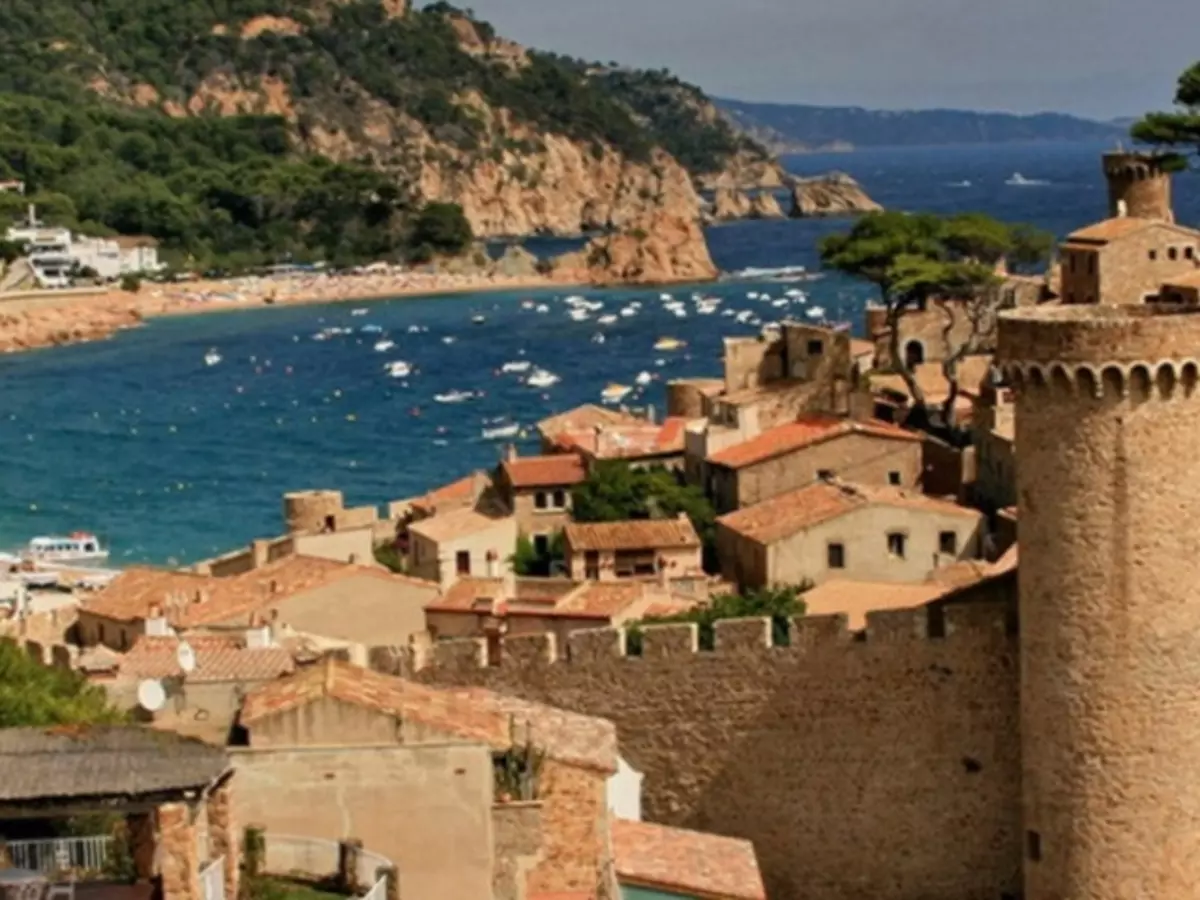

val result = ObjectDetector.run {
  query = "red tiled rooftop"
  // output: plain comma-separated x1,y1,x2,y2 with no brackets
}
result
117,634,295,684
1065,216,1160,244
413,472,485,511
537,404,643,437
502,454,587,489
425,576,507,613
802,580,953,629
708,415,920,470
241,659,617,772
564,517,700,552
611,819,766,900
408,507,512,542
718,480,980,544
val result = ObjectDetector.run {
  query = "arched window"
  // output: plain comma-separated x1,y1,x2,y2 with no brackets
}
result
904,340,925,368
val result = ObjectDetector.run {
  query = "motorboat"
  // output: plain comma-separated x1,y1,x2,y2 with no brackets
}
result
653,337,686,351
204,349,221,366
601,383,633,404
442,336,456,345
360,324,383,334
373,340,395,352
472,315,486,325
598,315,618,325
526,369,560,389
434,390,474,404
806,306,827,320
24,532,109,565
591,333,606,344
384,360,412,378
568,308,590,322
501,360,532,374
482,423,521,440
351,308,368,316
635,370,653,386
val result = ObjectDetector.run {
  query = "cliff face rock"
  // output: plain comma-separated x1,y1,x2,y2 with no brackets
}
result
697,149,791,191
712,187,785,221
553,214,717,286
790,172,881,218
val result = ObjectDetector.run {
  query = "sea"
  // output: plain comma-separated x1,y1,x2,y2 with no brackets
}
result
2,141,1197,566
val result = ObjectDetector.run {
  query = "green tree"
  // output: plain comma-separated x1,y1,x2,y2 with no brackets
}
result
572,462,718,572
510,532,565,577
629,584,808,650
0,640,123,727
409,202,473,257
819,211,1052,430
1131,62,1200,163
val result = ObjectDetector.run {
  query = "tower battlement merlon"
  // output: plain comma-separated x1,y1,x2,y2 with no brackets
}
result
1101,150,1176,222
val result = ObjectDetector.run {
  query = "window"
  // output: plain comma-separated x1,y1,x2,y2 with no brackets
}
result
584,550,600,580
534,534,549,556
827,542,845,569
806,339,824,356
1067,254,1076,273
456,551,471,575
939,531,958,555
1188,246,1196,260
1087,253,1096,274
888,471,902,486
552,489,566,508
887,532,907,558
817,468,834,481
1026,831,1042,862
1150,249,1159,261
1170,246,1180,261
119,630,128,651
615,550,657,577
98,623,106,644
534,491,548,510
1065,292,1075,304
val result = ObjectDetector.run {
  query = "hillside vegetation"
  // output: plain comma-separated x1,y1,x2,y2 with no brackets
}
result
719,99,1124,151
0,0,770,268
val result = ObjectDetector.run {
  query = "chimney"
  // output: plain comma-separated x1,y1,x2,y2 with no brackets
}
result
245,611,273,649
485,549,498,578
144,604,171,637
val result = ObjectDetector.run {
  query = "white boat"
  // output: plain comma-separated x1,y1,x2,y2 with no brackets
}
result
591,333,606,344
568,308,590,322
374,340,395,352
619,307,637,318
434,390,474,404
501,360,532,374
521,300,536,310
351,308,368,316
204,350,221,366
407,325,423,334
535,304,549,314
601,383,633,404
442,336,456,345
526,369,560,388
360,324,383,334
654,337,686,351
635,370,653,386
482,423,521,440
659,293,673,301
806,306,827,320
385,361,412,378
472,315,486,325
598,314,618,325
24,533,109,565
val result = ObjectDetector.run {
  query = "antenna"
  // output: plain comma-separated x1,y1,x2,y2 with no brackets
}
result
137,679,166,713
176,641,197,674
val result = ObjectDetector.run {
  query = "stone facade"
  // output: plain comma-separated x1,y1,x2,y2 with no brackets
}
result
402,608,1021,900
1059,220,1200,306
998,303,1200,900
158,802,202,900
1103,151,1174,221
408,512,517,587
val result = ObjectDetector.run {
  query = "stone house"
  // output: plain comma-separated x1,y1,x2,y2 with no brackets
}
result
1058,216,1200,305
77,555,439,652
705,415,924,513
610,819,766,900
423,576,699,645
493,450,587,550
715,480,985,590
549,416,690,471
236,658,624,899
563,516,703,581
1157,269,1200,305
407,507,518,587
536,404,646,453
972,377,1017,511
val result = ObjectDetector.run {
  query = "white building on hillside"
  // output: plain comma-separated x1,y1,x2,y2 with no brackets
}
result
5,206,164,287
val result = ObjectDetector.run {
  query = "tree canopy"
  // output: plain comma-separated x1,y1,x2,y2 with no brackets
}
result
1131,61,1200,161
571,462,718,571
628,584,808,651
0,639,124,728
819,211,1052,429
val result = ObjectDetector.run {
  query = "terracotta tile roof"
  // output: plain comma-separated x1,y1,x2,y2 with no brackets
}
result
708,415,920,470
1162,269,1200,288
564,517,700,552
552,417,688,460
611,819,766,900
408,508,513,543
718,480,980,544
82,556,428,627
1065,216,1158,244
720,378,819,407
117,634,296,684
537,404,642,438
412,472,486,512
501,454,587,489
802,580,953,629
425,576,507,613
241,659,617,772
555,582,647,619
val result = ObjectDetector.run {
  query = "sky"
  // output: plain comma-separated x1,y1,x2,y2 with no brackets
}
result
453,0,1200,120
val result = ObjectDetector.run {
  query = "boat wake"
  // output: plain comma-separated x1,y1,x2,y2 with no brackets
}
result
1006,172,1050,187
722,265,813,283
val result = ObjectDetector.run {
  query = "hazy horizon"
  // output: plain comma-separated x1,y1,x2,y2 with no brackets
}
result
450,0,1200,121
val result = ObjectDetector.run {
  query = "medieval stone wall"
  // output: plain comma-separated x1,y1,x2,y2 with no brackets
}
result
395,606,1022,900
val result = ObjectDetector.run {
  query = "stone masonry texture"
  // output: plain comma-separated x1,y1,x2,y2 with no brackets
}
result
407,607,1021,900
999,304,1200,900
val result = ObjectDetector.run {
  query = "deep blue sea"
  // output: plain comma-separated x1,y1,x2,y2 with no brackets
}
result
3,141,1197,565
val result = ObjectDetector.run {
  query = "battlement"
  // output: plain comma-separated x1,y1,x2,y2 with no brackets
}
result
1002,358,1200,401
1102,151,1175,221
405,604,1017,675
999,305,1200,367
1102,151,1173,181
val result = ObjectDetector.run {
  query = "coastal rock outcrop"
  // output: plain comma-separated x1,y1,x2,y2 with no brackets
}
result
552,214,717,285
789,172,882,218
712,187,785,221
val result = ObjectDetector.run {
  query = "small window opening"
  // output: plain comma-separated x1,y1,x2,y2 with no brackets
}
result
827,543,845,569
1026,831,1042,862
888,471,902,486
939,531,958,555
887,532,907,558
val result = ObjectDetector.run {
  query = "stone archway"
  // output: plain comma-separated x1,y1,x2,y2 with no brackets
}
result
904,340,926,368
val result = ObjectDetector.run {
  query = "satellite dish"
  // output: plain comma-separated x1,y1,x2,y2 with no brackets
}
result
176,641,197,674
137,679,166,713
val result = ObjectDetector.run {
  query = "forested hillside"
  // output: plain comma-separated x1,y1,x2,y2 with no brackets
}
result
0,0,773,268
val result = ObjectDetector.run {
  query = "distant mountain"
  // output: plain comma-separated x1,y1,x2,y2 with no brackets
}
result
717,99,1126,152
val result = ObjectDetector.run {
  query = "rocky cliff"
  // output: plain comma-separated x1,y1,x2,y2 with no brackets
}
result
790,173,882,218
552,214,717,285
712,187,786,221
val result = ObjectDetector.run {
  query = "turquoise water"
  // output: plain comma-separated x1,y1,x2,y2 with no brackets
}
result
1,141,1195,564
620,884,699,899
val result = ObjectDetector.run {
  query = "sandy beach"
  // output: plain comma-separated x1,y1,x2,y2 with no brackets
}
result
0,268,574,355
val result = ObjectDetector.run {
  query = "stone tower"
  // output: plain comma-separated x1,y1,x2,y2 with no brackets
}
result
998,304,1200,900
1103,150,1174,222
